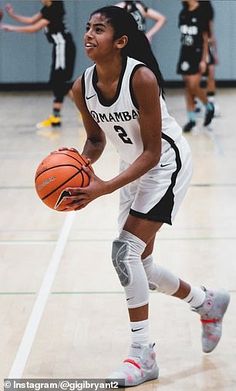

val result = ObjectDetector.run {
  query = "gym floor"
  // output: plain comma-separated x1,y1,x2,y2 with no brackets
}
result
0,88,235,390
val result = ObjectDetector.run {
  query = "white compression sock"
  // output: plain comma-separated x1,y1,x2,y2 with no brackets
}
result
130,319,149,346
142,255,180,295
143,256,206,307
183,286,206,308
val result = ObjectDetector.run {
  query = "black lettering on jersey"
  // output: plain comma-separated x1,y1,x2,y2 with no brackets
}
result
90,109,139,124
132,110,139,120
114,125,133,144
114,112,124,121
109,113,116,122
91,110,99,123
99,113,108,122
123,112,132,121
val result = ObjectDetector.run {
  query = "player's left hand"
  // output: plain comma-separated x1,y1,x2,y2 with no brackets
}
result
55,166,109,211
199,60,207,74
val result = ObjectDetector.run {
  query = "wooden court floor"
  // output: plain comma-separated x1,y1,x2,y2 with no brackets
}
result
0,88,235,390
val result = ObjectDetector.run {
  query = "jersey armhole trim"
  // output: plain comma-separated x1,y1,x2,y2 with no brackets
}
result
81,73,86,105
129,64,148,110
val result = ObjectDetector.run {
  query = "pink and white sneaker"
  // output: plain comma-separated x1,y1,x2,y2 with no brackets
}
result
107,342,159,387
193,287,230,353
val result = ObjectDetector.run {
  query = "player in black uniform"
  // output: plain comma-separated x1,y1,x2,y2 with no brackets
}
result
1,0,76,129
116,1,166,42
177,0,214,132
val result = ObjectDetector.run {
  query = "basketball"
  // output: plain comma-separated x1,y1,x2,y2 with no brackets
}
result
35,149,92,211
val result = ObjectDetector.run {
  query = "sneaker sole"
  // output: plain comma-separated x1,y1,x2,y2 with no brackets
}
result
107,367,159,387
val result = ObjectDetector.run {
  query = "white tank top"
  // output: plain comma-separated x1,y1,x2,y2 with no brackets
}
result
82,57,182,164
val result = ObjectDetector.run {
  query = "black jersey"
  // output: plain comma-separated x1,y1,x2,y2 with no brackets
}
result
199,1,214,35
178,5,208,49
40,1,68,43
124,1,148,32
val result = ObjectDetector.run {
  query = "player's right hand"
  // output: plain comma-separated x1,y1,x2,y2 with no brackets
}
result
5,4,14,16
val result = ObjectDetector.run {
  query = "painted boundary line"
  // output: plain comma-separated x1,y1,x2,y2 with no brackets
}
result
8,212,76,379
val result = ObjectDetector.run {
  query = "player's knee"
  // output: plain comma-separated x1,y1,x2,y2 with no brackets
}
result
112,238,130,287
111,231,148,308
111,230,145,287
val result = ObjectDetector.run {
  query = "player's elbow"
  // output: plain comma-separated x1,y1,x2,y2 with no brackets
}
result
160,15,167,26
145,148,161,169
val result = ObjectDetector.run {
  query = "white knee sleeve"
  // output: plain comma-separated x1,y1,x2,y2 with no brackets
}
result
143,255,180,295
112,230,149,309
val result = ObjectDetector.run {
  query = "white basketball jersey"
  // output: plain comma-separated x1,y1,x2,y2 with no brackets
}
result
82,57,182,164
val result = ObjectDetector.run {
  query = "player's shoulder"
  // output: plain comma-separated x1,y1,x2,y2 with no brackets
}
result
72,75,82,90
132,65,157,86
136,1,148,13
72,75,85,100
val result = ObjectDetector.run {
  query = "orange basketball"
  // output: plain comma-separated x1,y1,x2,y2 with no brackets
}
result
35,149,92,211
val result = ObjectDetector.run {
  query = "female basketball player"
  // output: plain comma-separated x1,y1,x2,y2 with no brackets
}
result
177,0,215,132
57,6,229,387
115,1,166,42
1,0,76,129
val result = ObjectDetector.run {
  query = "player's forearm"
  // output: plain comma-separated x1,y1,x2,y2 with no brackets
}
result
105,149,160,194
8,13,35,24
4,24,40,33
147,19,166,37
82,137,106,164
201,33,209,62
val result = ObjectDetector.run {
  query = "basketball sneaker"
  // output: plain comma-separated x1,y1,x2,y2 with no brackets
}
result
193,287,230,353
213,102,221,117
107,343,159,387
183,120,196,133
36,115,61,129
203,102,215,126
194,99,201,114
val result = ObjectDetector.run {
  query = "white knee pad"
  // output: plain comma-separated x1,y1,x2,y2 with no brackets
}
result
143,255,180,295
112,230,149,309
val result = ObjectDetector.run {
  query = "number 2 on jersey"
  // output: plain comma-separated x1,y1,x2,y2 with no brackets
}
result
114,125,133,144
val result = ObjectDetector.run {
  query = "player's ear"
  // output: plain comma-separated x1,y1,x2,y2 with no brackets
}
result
115,35,128,50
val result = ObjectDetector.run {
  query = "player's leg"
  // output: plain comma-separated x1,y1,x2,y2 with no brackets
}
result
36,33,76,130
182,75,197,132
207,64,220,117
143,248,230,352
36,48,62,129
185,74,214,128
109,217,163,386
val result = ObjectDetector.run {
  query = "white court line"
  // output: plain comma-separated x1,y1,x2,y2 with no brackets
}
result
8,212,76,379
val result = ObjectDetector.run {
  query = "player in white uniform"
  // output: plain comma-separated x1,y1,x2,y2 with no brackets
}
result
57,6,230,387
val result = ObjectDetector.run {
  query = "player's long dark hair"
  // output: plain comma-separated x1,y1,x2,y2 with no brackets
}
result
90,6,165,95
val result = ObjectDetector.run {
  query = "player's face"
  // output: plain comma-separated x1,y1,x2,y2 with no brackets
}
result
84,13,118,61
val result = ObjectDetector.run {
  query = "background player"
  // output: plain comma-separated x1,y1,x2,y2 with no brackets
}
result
1,0,76,129
115,0,166,42
198,0,220,116
177,0,215,132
